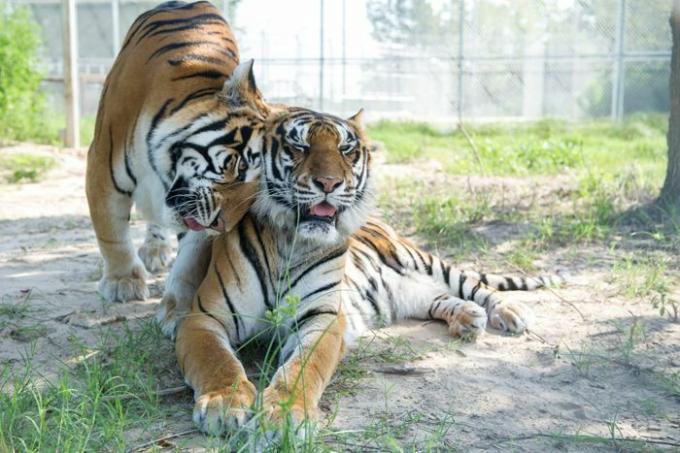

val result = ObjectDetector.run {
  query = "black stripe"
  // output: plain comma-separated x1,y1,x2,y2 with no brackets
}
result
108,126,132,197
170,88,218,115
136,13,226,43
354,235,404,275
346,276,380,316
288,246,346,290
300,280,341,303
458,273,466,299
238,220,271,308
123,144,137,187
214,263,241,340
171,70,226,82
147,40,229,63
294,308,338,330
197,295,228,332
470,281,483,300
416,250,432,275
440,260,450,285
168,54,229,67
145,99,173,190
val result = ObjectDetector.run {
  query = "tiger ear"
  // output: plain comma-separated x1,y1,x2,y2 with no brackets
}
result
221,59,260,106
347,108,365,129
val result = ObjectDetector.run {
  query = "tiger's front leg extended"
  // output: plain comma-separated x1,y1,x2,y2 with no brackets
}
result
262,308,347,430
176,303,256,436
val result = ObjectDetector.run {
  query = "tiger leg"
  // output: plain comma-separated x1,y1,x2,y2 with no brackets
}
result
427,294,487,339
138,223,173,272
156,230,213,338
176,312,256,436
86,151,148,302
450,274,534,334
262,310,346,429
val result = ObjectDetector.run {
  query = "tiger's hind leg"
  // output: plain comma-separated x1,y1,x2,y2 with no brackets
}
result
156,230,213,338
138,223,173,272
428,294,487,340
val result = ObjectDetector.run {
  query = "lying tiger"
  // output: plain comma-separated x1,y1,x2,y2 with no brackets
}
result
85,1,268,307
169,105,564,435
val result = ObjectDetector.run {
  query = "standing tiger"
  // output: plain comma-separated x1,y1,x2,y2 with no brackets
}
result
85,1,268,306
171,107,564,436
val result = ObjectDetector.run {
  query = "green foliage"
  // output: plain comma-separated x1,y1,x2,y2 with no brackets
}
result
583,63,670,117
368,115,667,178
0,153,55,183
0,5,56,143
0,321,182,451
366,0,454,47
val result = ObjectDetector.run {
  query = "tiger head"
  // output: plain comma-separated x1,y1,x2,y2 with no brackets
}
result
252,108,373,244
164,60,266,234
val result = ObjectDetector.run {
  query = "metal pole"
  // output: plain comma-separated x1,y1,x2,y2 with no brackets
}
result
457,0,465,123
111,0,120,56
612,0,626,122
319,0,324,110
62,0,80,148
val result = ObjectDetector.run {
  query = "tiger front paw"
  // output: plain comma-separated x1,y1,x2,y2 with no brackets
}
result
98,264,149,302
193,381,257,436
155,294,184,339
261,387,319,429
138,239,173,273
489,301,533,333
448,301,487,340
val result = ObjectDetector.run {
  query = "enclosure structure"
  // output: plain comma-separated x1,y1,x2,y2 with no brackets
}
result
3,0,674,142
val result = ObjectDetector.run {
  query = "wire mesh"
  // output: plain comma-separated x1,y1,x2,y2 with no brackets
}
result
5,0,674,124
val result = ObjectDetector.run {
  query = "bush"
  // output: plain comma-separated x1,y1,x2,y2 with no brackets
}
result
0,4,55,143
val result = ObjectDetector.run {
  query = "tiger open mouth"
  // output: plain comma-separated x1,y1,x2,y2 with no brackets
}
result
183,215,224,232
300,201,338,225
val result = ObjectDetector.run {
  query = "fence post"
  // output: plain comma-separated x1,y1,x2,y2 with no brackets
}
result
62,0,79,148
457,0,465,123
612,0,626,122
319,0,325,111
111,0,120,56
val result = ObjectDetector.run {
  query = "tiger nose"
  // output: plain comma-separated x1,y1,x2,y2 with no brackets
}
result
313,176,342,193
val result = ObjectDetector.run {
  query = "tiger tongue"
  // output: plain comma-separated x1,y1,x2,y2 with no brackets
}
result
309,202,337,217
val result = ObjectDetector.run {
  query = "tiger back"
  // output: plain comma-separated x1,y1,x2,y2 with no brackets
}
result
86,1,267,308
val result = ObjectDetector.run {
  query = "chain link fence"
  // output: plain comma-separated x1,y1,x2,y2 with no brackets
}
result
5,0,674,126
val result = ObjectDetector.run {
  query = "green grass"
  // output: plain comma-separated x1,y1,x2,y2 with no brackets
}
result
0,321,185,452
368,114,667,179
0,153,55,183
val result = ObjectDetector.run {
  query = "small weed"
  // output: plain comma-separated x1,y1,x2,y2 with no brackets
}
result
505,249,538,273
611,255,678,321
563,344,598,377
0,153,55,183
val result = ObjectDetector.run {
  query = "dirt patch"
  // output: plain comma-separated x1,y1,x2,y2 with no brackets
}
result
1,144,678,451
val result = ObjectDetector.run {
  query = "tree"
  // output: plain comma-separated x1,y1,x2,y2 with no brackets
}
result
658,1,680,208
366,0,454,49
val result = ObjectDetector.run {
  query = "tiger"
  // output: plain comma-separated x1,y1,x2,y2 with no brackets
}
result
171,106,565,436
85,1,270,307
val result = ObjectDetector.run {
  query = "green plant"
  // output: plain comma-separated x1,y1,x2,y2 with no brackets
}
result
0,153,55,183
0,4,58,143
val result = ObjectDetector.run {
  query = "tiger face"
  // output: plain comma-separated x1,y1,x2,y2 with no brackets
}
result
254,108,372,244
163,61,266,233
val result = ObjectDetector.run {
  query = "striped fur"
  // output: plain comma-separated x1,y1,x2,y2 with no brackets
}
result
85,1,269,304
175,107,565,435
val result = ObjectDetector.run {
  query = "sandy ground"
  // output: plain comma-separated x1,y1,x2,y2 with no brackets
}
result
1,144,679,452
